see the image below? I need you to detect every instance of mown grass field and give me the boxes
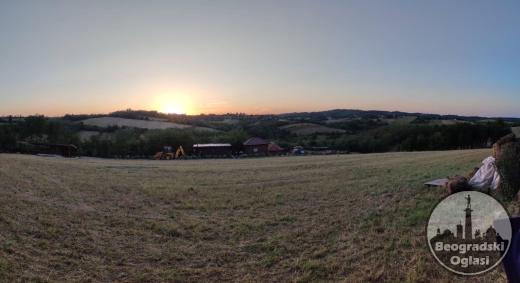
[279,123,346,135]
[0,150,515,282]
[80,117,216,132]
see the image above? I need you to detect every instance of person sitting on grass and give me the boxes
[447,134,516,195]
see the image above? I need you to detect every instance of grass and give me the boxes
[0,150,515,282]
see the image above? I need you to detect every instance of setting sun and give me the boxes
[150,92,194,115]
[162,103,185,114]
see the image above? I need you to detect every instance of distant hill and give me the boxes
[277,109,520,123]
[58,108,520,128]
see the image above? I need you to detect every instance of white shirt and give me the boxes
[469,156,501,191]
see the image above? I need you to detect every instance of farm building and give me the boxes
[49,144,78,157]
[268,142,284,155]
[16,142,78,157]
[192,143,232,158]
[243,137,269,156]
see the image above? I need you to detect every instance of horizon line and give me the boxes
[1,107,520,120]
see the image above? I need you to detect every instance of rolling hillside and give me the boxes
[80,117,216,132]
[279,123,346,135]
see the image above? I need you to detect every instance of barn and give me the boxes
[48,143,78,157]
[192,143,232,158]
[243,137,269,156]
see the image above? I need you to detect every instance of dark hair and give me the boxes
[496,133,517,147]
[496,142,520,200]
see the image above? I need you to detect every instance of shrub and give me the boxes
[497,142,520,200]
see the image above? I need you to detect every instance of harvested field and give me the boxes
[0,150,514,282]
[280,123,346,135]
[382,116,417,125]
[80,117,216,132]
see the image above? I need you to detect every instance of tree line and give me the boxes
[0,115,512,157]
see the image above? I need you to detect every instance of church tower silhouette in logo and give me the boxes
[465,194,473,239]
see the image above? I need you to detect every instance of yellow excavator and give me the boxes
[175,146,186,159]
[154,146,186,160]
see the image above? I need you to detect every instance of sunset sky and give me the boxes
[1,0,519,117]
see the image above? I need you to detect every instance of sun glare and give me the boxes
[151,92,193,115]
[162,103,185,114]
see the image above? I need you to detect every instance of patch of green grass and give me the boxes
[276,215,297,224]
[359,211,382,230]
[403,200,434,227]
[296,260,331,282]
[147,222,183,238]
[160,268,189,282]
[0,257,10,278]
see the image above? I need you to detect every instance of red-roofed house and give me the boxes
[268,142,284,155]
[243,137,269,156]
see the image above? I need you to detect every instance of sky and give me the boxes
[0,0,519,117]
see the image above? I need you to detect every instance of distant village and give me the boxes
[14,136,347,159]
